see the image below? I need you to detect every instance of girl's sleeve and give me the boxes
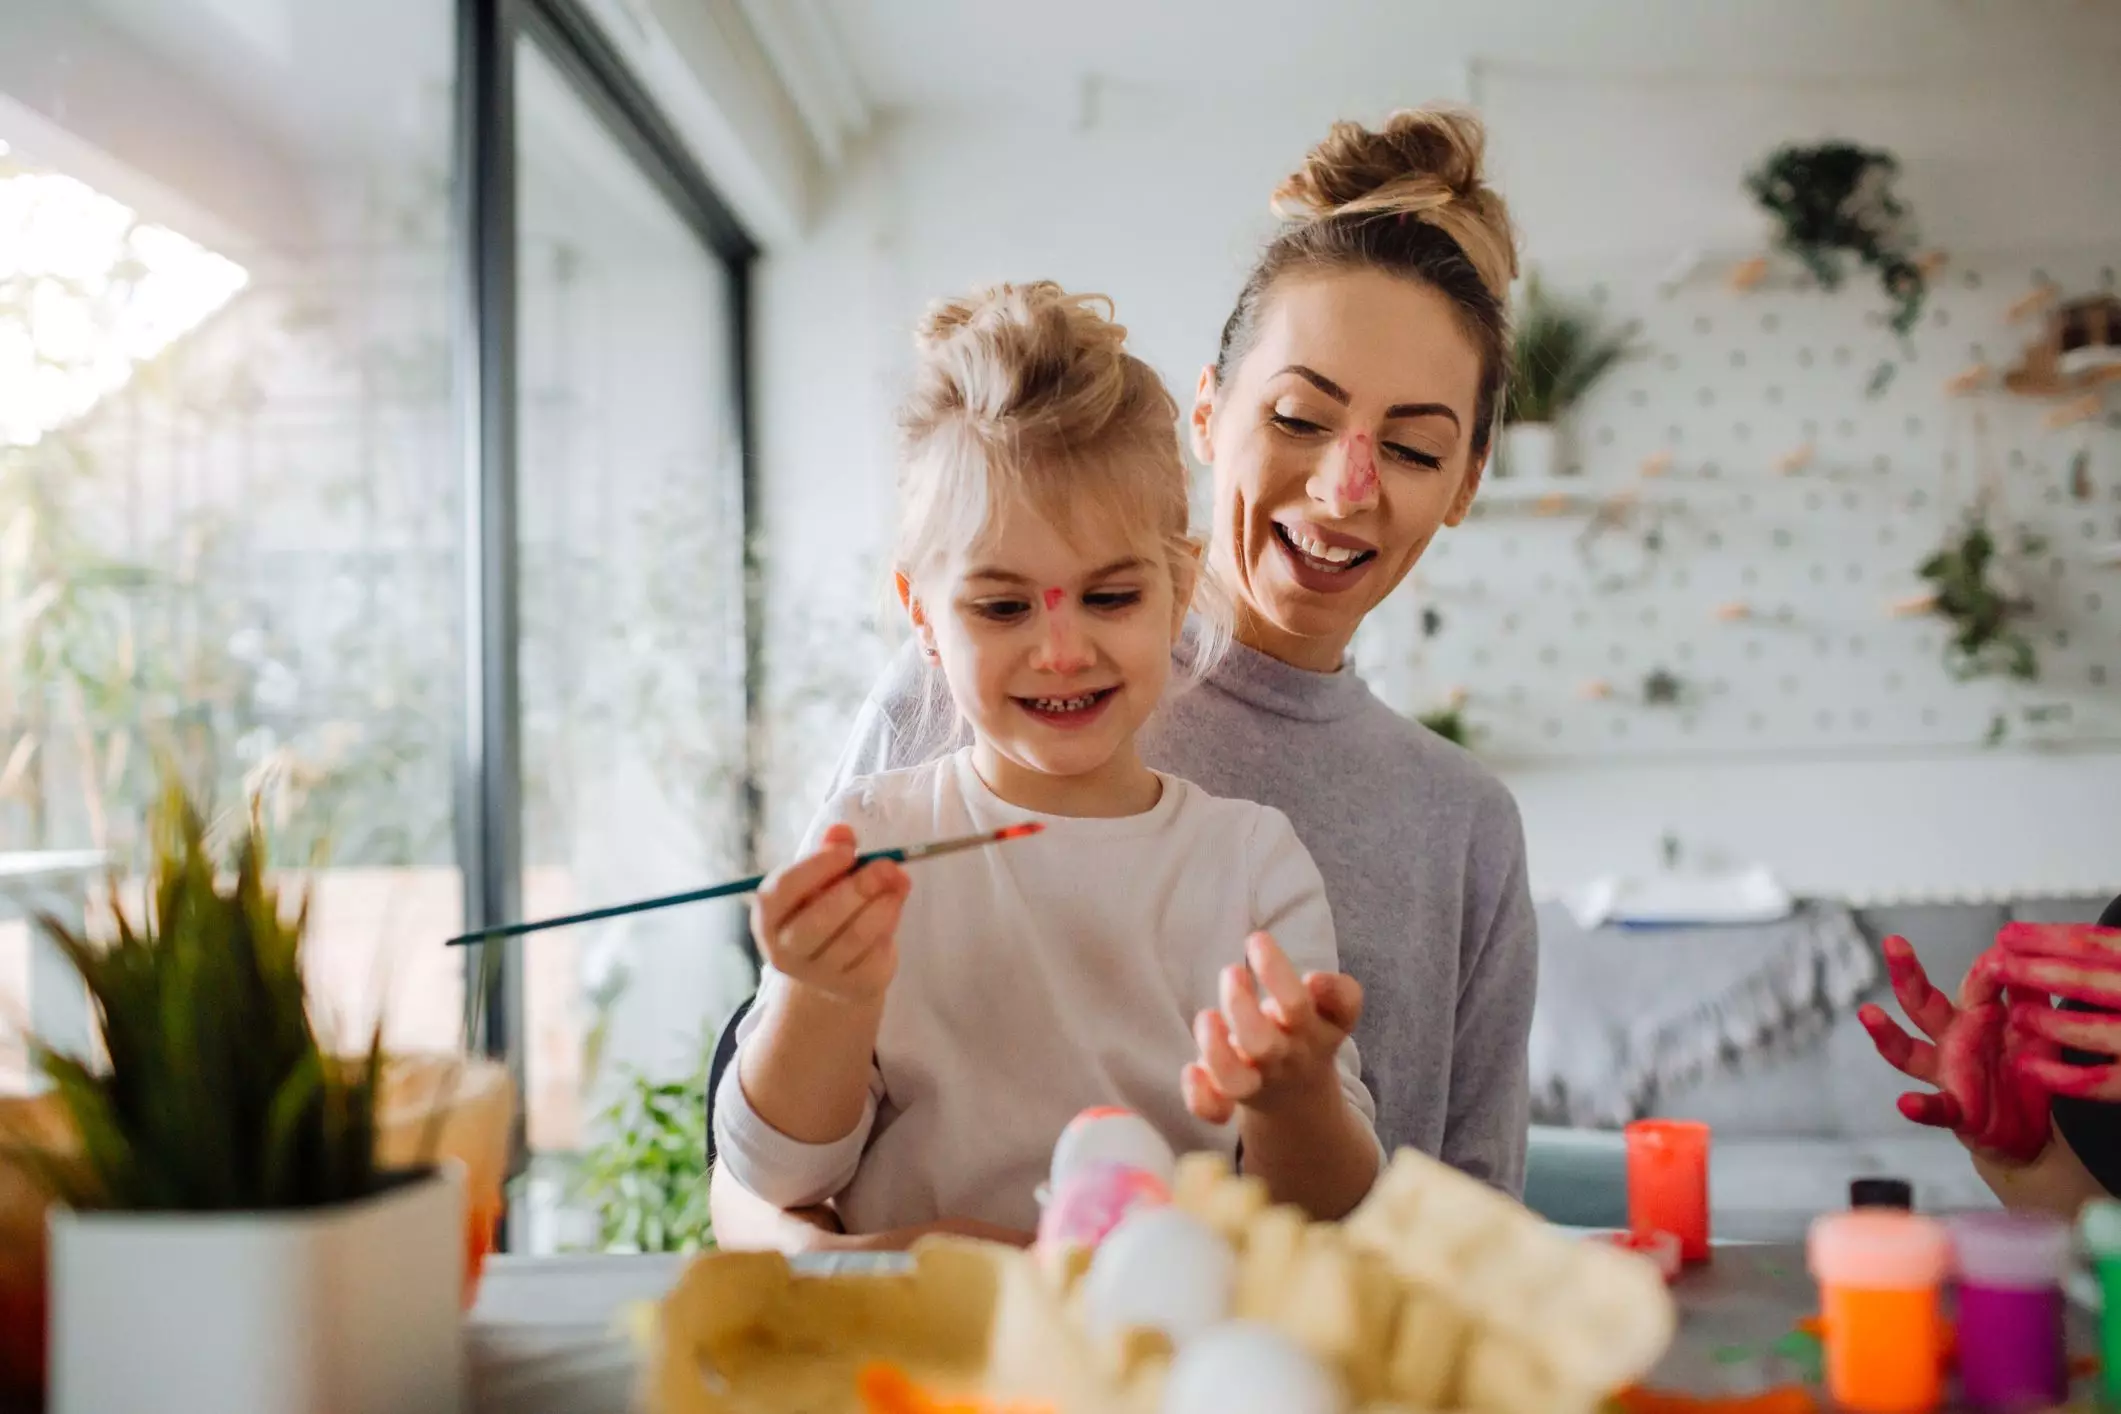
[709,786,888,1209]
[1249,808,1383,1153]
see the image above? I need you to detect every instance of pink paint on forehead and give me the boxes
[1339,432,1380,502]
[1043,587,1065,611]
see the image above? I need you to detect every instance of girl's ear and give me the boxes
[898,571,942,663]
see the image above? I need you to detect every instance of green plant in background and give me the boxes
[1918,515,2044,685]
[1504,274,1639,426]
[1745,141,1926,336]
[1416,701,1475,749]
[573,1054,713,1254]
[19,778,403,1211]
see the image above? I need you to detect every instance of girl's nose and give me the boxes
[1036,597,1094,673]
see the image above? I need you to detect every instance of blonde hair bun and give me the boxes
[1271,107,1518,301]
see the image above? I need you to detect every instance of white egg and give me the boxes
[1081,1207,1235,1345]
[1161,1322,1346,1414]
[1051,1108,1177,1189]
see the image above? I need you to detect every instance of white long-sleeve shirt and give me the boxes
[712,748,1378,1234]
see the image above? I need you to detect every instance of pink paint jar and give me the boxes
[1947,1211,2071,1411]
[1626,1119,1711,1263]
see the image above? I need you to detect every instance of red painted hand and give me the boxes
[1857,934,2052,1163]
[1987,922,2121,1102]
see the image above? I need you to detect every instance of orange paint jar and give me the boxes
[1808,1211,1950,1413]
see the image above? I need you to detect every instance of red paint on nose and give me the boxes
[1043,587,1065,611]
[1340,432,1379,502]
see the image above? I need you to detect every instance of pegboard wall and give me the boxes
[1363,247,2121,764]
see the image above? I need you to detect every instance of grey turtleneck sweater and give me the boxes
[825,633,1537,1196]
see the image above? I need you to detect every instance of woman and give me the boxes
[713,107,1537,1249]
[1863,894,2121,1221]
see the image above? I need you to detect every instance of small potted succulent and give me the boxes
[1502,273,1639,482]
[15,781,479,1414]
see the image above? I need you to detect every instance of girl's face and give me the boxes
[904,502,1194,815]
[1192,268,1489,673]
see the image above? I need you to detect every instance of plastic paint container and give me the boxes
[1849,1177,1913,1211]
[1626,1119,1711,1263]
[2080,1199,2121,1412]
[1947,1211,2069,1410]
[1808,1210,1950,1413]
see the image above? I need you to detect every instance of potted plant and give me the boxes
[1915,513,2044,684]
[1745,141,1926,337]
[1502,274,1638,482]
[17,781,470,1414]
[574,1055,714,1254]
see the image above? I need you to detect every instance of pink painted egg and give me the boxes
[1050,1107,1177,1190]
[1036,1160,1170,1252]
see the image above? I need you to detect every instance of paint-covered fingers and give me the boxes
[1941,1001,2003,1137]
[1989,953,2121,1010]
[1881,935,1958,1040]
[1898,1090,1963,1129]
[1858,1002,1940,1083]
[2013,1055,2121,1104]
[1998,921,2121,961]
[2007,1000,2121,1055]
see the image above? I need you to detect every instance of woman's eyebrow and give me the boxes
[1274,365,1463,429]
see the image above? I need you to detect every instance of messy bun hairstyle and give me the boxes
[894,281,1228,736]
[1216,107,1520,454]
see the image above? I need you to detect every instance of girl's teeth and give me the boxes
[1032,694,1099,712]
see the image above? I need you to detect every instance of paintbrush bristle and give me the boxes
[994,823,1043,841]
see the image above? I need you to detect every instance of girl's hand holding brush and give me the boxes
[752,822,912,1007]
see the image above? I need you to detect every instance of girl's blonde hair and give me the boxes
[892,281,1229,753]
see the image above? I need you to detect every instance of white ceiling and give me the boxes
[819,0,2121,114]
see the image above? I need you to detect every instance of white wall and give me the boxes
[753,26,2121,904]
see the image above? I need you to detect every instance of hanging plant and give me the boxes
[1745,142,1925,336]
[1916,514,2044,683]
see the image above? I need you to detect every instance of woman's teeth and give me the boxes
[1279,524,1373,570]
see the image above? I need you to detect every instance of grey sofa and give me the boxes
[1522,896,2116,1236]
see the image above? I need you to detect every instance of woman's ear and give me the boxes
[898,572,941,663]
[1189,365,1219,467]
[1169,539,1205,638]
[1444,443,1490,527]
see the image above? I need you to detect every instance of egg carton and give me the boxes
[645,1148,1675,1414]
[983,1149,1677,1414]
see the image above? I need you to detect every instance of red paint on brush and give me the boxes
[1339,431,1379,503]
[993,823,1043,842]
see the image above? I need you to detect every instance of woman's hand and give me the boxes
[1989,922,2121,1100]
[750,822,909,1006]
[1182,932,1361,1123]
[1858,934,2052,1164]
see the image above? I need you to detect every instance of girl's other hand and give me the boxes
[1182,932,1362,1125]
[749,822,910,1007]
[1858,933,2052,1164]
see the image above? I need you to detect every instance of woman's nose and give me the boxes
[1309,431,1381,514]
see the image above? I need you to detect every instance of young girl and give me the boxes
[711,282,1380,1241]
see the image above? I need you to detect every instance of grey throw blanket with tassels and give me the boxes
[1528,899,1880,1128]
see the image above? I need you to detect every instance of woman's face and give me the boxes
[1192,268,1488,672]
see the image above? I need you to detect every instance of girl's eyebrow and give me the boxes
[965,557,1148,584]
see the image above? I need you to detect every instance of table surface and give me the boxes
[466,1242,2110,1412]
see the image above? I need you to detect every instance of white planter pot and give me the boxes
[50,1167,465,1414]
[1500,421,1564,481]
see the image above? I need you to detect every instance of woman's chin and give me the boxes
[1252,567,1374,648]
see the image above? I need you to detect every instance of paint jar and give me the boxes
[1626,1119,1711,1263]
[2080,1199,2121,1413]
[1808,1210,1949,1413]
[1947,1211,2069,1410]
[1850,1177,1913,1211]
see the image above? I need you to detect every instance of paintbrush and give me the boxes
[444,822,1044,947]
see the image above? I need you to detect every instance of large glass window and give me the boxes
[510,35,752,1250]
[0,0,463,1078]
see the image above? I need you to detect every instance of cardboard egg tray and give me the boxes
[649,1148,1676,1414]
